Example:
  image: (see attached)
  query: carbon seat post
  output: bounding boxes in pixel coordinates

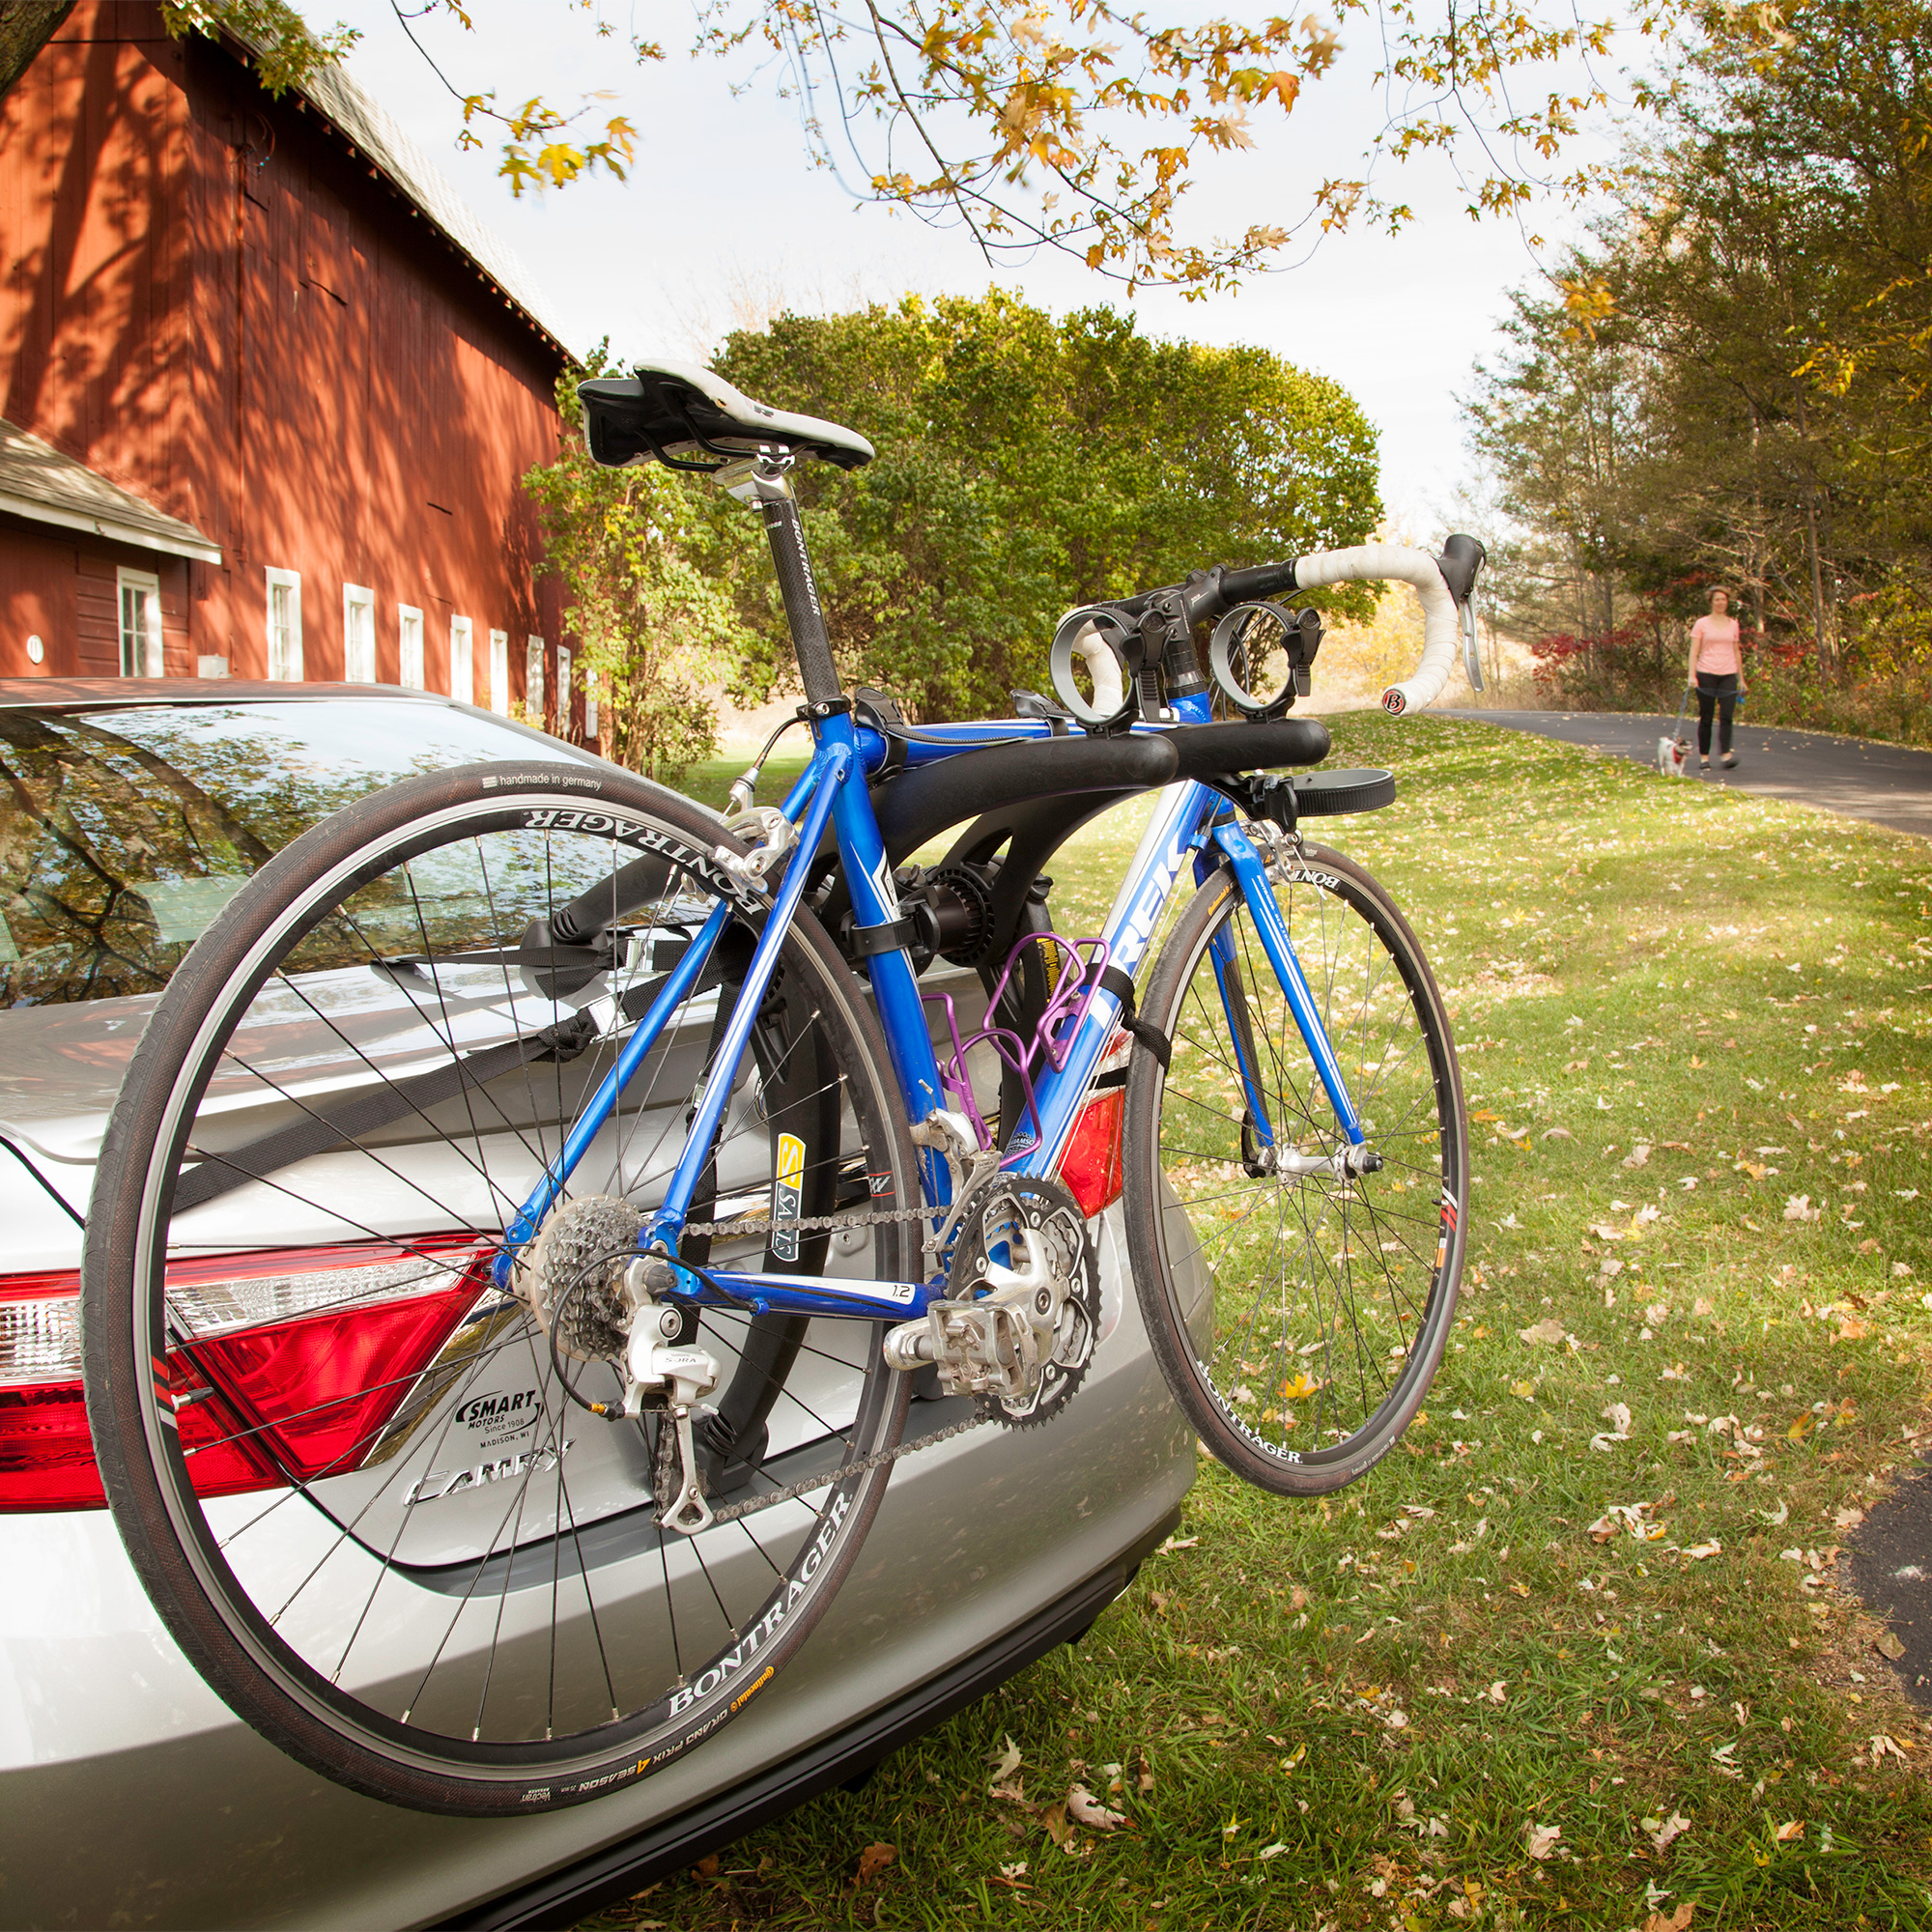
[718,452,841,709]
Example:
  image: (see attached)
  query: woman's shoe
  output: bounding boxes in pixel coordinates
[1700,756,1711,770]
[1721,753,1738,768]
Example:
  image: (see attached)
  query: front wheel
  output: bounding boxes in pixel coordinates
[1122,843,1466,1493]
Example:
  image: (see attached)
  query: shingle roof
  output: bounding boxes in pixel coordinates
[291,52,577,360]
[0,420,223,563]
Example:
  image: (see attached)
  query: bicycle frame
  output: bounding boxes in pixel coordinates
[501,696,1369,1325]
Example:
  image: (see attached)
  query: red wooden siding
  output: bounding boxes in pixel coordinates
[0,3,582,736]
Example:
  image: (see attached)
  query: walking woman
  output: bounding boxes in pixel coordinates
[1686,587,1747,771]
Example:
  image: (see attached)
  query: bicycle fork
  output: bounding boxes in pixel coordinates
[1206,820,1377,1175]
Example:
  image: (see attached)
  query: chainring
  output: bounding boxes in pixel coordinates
[948,1172,1100,1429]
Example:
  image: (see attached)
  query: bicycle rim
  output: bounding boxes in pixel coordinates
[1123,843,1466,1493]
[82,764,915,1813]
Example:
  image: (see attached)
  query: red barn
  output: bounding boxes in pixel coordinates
[0,1,588,737]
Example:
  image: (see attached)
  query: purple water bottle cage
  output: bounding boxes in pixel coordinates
[922,932,1112,1164]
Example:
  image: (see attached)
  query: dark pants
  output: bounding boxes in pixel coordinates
[1696,671,1738,755]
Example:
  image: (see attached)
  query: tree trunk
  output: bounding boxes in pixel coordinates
[0,1,74,99]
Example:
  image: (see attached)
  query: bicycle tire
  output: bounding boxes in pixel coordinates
[1122,842,1466,1493]
[82,762,917,1814]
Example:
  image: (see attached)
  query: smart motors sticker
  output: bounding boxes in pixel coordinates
[772,1132,805,1263]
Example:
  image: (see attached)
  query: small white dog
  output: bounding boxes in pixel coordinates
[1657,733,1691,778]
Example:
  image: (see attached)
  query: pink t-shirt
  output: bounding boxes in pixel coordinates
[1692,614,1742,676]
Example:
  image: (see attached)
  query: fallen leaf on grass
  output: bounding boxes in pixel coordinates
[1510,1378,1539,1400]
[990,1862,1029,1889]
[1645,1809,1691,1853]
[1257,1841,1289,1861]
[1157,1534,1199,1553]
[1783,1194,1821,1223]
[1038,1804,1086,1856]
[1066,1784,1127,1831]
[1835,1505,1866,1531]
[1524,1822,1561,1861]
[985,1736,1022,1788]
[1684,1540,1722,1560]
[1876,1631,1907,1662]
[1519,1317,1567,1346]
[1871,1734,1909,1767]
[1642,1905,1693,1932]
[1775,1820,1804,1842]
[854,1844,896,1888]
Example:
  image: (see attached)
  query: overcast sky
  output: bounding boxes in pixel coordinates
[331,5,1608,531]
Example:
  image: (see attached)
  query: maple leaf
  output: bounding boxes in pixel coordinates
[1067,1783,1127,1830]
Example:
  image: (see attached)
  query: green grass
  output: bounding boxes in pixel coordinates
[581,713,1932,1931]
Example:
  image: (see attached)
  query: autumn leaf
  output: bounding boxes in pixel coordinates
[1518,1317,1567,1346]
[854,1843,897,1888]
[1523,1821,1561,1860]
[1644,1809,1690,1853]
[1067,1783,1127,1831]
[1775,1819,1804,1841]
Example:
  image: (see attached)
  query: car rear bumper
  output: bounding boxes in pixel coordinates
[0,1227,1190,1930]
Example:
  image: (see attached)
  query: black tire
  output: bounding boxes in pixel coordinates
[82,763,916,1814]
[1122,843,1466,1493]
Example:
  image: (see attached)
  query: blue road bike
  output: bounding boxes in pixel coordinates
[83,361,1477,1813]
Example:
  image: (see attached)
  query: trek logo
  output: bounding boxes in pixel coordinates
[772,1133,806,1264]
[1113,841,1189,975]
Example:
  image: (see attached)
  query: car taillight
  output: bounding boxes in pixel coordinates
[0,1238,492,1514]
[1058,1053,1127,1221]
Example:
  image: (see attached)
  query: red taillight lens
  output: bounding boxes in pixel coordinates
[0,1239,490,1513]
[1059,1086,1125,1218]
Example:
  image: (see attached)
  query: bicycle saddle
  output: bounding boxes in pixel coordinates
[580,359,876,473]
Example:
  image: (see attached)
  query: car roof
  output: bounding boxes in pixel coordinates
[0,678,468,712]
[0,678,605,762]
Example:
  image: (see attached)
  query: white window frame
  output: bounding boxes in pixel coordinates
[264,567,302,682]
[397,603,425,691]
[342,582,376,683]
[489,630,510,715]
[582,666,599,739]
[526,636,546,726]
[448,614,474,706]
[555,645,572,736]
[117,566,162,678]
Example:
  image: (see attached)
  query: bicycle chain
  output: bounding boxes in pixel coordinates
[681,1205,931,1240]
[701,1408,991,1525]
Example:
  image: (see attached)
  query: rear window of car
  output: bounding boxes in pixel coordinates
[0,698,574,1007]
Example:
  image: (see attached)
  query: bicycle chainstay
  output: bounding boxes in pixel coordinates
[673,1185,1051,1525]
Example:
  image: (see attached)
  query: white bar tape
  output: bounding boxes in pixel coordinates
[1292,545,1460,715]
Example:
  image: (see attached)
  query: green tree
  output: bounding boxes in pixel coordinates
[524,352,749,780]
[714,292,1381,720]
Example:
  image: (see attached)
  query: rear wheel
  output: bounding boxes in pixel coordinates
[1122,843,1465,1493]
[82,764,916,1814]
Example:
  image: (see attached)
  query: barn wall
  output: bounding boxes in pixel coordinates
[0,3,576,730]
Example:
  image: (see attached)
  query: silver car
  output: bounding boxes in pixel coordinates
[0,680,1187,1929]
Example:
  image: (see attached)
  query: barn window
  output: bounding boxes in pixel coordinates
[449,615,474,704]
[526,636,546,725]
[583,667,598,739]
[398,605,425,690]
[117,568,162,678]
[489,630,510,714]
[556,646,572,736]
[343,583,376,682]
[265,568,302,681]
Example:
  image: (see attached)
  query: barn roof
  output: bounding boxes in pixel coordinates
[0,420,223,564]
[281,48,577,362]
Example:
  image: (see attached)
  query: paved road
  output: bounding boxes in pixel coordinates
[1437,709,1932,839]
